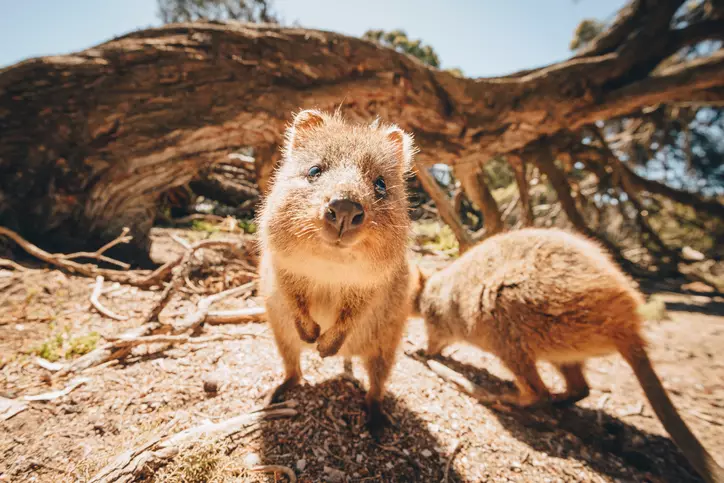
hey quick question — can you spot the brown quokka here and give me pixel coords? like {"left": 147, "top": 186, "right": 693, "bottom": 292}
{"left": 416, "top": 228, "right": 724, "bottom": 483}
{"left": 258, "top": 109, "right": 416, "bottom": 433}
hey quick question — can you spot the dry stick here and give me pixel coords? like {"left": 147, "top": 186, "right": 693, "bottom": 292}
{"left": 0, "top": 226, "right": 149, "bottom": 285}
{"left": 442, "top": 440, "right": 463, "bottom": 483}
{"left": 0, "top": 226, "right": 244, "bottom": 289}
{"left": 172, "top": 281, "right": 256, "bottom": 332}
{"left": 0, "top": 258, "right": 29, "bottom": 271}
{"left": 250, "top": 465, "right": 297, "bottom": 483}
{"left": 56, "top": 322, "right": 162, "bottom": 376}
{"left": 59, "top": 227, "right": 132, "bottom": 269}
{"left": 89, "top": 402, "right": 298, "bottom": 483}
{"left": 105, "top": 332, "right": 255, "bottom": 348}
{"left": 61, "top": 281, "right": 256, "bottom": 375}
{"left": 425, "top": 359, "right": 501, "bottom": 405}
{"left": 205, "top": 306, "right": 266, "bottom": 324}
{"left": 138, "top": 240, "right": 244, "bottom": 289}
{"left": 90, "top": 276, "right": 129, "bottom": 321}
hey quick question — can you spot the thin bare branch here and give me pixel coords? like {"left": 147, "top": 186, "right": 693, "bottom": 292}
{"left": 90, "top": 276, "right": 129, "bottom": 321}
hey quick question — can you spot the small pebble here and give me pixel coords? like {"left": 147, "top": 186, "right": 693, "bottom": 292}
{"left": 296, "top": 459, "right": 306, "bottom": 471}
{"left": 323, "top": 466, "right": 345, "bottom": 483}
{"left": 421, "top": 449, "right": 432, "bottom": 458}
{"left": 203, "top": 376, "right": 220, "bottom": 393}
{"left": 243, "top": 452, "right": 261, "bottom": 466}
{"left": 356, "top": 454, "right": 364, "bottom": 463}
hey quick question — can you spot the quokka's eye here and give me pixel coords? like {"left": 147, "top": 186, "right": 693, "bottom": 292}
{"left": 307, "top": 165, "right": 322, "bottom": 179}
{"left": 374, "top": 176, "right": 387, "bottom": 197}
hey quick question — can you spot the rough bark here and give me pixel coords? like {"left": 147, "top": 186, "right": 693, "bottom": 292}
{"left": 1, "top": 2, "right": 723, "bottom": 259}
{"left": 507, "top": 155, "right": 534, "bottom": 226}
{"left": 413, "top": 163, "right": 473, "bottom": 251}
{"left": 454, "top": 161, "right": 504, "bottom": 237}
{"left": 534, "top": 148, "right": 594, "bottom": 238}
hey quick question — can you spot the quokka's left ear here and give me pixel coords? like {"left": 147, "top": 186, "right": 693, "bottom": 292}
{"left": 384, "top": 125, "right": 417, "bottom": 170}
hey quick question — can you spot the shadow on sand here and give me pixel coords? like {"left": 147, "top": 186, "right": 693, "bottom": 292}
{"left": 426, "top": 354, "right": 705, "bottom": 483}
{"left": 256, "top": 376, "right": 464, "bottom": 482}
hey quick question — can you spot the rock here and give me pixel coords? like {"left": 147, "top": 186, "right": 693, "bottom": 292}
{"left": 296, "top": 459, "right": 307, "bottom": 471}
{"left": 203, "top": 375, "right": 220, "bottom": 393}
{"left": 421, "top": 449, "right": 432, "bottom": 458}
{"left": 243, "top": 452, "right": 261, "bottom": 466}
{"left": 323, "top": 466, "right": 345, "bottom": 483}
{"left": 355, "top": 454, "right": 364, "bottom": 464}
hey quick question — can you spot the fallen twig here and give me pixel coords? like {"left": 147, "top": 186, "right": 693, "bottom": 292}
{"left": 90, "top": 276, "right": 128, "bottom": 321}
{"left": 0, "top": 396, "right": 27, "bottom": 421}
{"left": 0, "top": 258, "right": 29, "bottom": 271}
{"left": 34, "top": 357, "right": 65, "bottom": 372}
{"left": 173, "top": 281, "right": 255, "bottom": 332}
{"left": 89, "top": 402, "right": 298, "bottom": 483}
{"left": 22, "top": 377, "right": 90, "bottom": 401}
{"left": 105, "top": 332, "right": 255, "bottom": 348}
{"left": 56, "top": 323, "right": 161, "bottom": 376}
{"left": 442, "top": 440, "right": 463, "bottom": 483}
{"left": 205, "top": 306, "right": 266, "bottom": 325}
{"left": 0, "top": 226, "right": 148, "bottom": 284}
{"left": 250, "top": 465, "right": 297, "bottom": 482}
{"left": 419, "top": 357, "right": 502, "bottom": 405}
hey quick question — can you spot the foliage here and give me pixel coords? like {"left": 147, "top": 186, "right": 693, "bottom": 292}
{"left": 157, "top": 0, "right": 278, "bottom": 24}
{"left": 571, "top": 1, "right": 724, "bottom": 195}
{"left": 569, "top": 19, "right": 605, "bottom": 51}
{"left": 411, "top": 220, "right": 459, "bottom": 255}
{"left": 238, "top": 219, "right": 257, "bottom": 234}
{"left": 363, "top": 29, "right": 441, "bottom": 68}
{"left": 33, "top": 330, "right": 100, "bottom": 361}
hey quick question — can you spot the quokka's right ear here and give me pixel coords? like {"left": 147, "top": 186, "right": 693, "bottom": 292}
{"left": 285, "top": 109, "right": 326, "bottom": 154}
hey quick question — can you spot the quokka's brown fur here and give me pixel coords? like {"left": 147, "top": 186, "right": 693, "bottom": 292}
{"left": 417, "top": 228, "right": 724, "bottom": 483}
{"left": 257, "top": 109, "right": 417, "bottom": 433}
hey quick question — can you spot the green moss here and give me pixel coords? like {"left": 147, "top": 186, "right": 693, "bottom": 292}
{"left": 33, "top": 330, "right": 100, "bottom": 361}
{"left": 33, "top": 333, "right": 64, "bottom": 362}
{"left": 191, "top": 220, "right": 221, "bottom": 233}
{"left": 66, "top": 332, "right": 100, "bottom": 357}
{"left": 238, "top": 219, "right": 257, "bottom": 234}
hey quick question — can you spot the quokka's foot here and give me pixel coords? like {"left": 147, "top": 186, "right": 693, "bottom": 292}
{"left": 263, "top": 376, "right": 300, "bottom": 407}
{"left": 365, "top": 399, "right": 391, "bottom": 439}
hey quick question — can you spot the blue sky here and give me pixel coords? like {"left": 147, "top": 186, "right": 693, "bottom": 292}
{"left": 0, "top": 0, "right": 627, "bottom": 77}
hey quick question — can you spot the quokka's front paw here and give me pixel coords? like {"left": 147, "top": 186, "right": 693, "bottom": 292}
{"left": 295, "top": 317, "right": 320, "bottom": 343}
{"left": 316, "top": 329, "right": 346, "bottom": 358}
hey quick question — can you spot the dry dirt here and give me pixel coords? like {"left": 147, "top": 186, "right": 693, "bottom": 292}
{"left": 1, "top": 228, "right": 723, "bottom": 483}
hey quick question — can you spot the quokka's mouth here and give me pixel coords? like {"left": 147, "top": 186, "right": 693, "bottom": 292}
{"left": 319, "top": 226, "right": 362, "bottom": 248}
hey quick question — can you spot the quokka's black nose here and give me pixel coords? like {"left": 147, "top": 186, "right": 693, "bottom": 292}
{"left": 325, "top": 198, "right": 365, "bottom": 235}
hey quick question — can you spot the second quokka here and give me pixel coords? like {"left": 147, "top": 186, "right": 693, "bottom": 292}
{"left": 258, "top": 109, "right": 417, "bottom": 433}
{"left": 415, "top": 228, "right": 724, "bottom": 483}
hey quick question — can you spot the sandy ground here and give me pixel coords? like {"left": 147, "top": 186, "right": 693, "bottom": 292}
{"left": 1, "top": 228, "right": 723, "bottom": 482}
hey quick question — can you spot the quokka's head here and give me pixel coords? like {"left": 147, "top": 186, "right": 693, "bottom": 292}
{"left": 260, "top": 109, "right": 417, "bottom": 265}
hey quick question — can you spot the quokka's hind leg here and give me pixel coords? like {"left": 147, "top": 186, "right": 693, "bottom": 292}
{"left": 495, "top": 350, "right": 552, "bottom": 408}
{"left": 552, "top": 362, "right": 590, "bottom": 406}
{"left": 362, "top": 350, "right": 395, "bottom": 437}
{"left": 342, "top": 357, "right": 354, "bottom": 378}
{"left": 264, "top": 320, "right": 303, "bottom": 406}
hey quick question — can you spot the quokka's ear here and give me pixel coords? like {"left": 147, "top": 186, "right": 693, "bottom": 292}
{"left": 284, "top": 109, "right": 326, "bottom": 154}
{"left": 385, "top": 125, "right": 417, "bottom": 170}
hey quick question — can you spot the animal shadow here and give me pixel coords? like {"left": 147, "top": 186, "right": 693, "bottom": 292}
{"left": 256, "top": 376, "right": 464, "bottom": 482}
{"left": 431, "top": 354, "right": 705, "bottom": 483}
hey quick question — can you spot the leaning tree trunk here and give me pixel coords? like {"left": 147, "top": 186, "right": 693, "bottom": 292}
{"left": 1, "top": 3, "right": 723, "bottom": 262}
